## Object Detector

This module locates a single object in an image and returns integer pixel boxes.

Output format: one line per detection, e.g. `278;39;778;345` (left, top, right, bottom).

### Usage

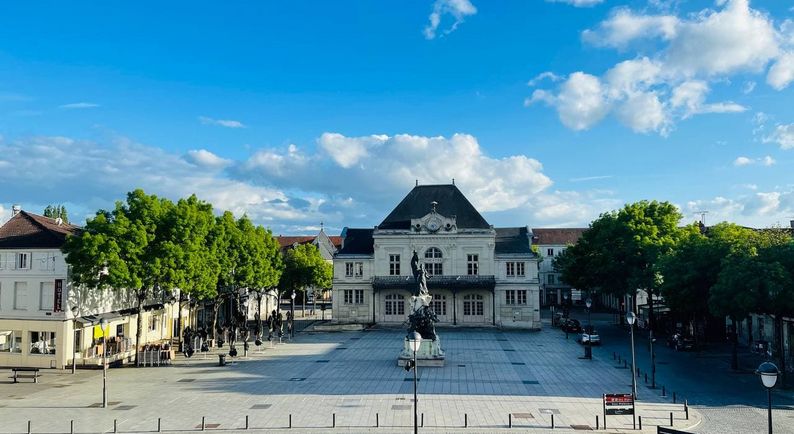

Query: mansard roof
378;184;490;230
337;228;374;255
0;211;81;249
494;227;532;254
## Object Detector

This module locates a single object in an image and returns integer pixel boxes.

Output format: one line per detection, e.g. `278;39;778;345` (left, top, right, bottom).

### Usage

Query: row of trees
62;189;331;365
554;200;793;380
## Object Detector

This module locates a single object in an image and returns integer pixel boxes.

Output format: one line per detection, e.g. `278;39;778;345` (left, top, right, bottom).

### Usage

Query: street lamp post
626;311;638;401
757;361;780;434
99;317;108;408
71;305;79;374
584;298;592;360
290;291;296;340
407;331;422;434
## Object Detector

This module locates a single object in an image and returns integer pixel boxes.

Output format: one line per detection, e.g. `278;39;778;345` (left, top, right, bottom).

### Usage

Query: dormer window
424;247;443;275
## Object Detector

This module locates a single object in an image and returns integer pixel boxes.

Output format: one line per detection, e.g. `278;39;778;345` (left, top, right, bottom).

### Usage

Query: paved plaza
0;322;703;434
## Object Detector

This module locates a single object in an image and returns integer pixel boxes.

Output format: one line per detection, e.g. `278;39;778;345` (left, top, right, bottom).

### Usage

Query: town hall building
332;184;542;329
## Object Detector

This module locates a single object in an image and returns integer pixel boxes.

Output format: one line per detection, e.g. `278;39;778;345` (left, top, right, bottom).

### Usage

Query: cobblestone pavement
0;324;699;434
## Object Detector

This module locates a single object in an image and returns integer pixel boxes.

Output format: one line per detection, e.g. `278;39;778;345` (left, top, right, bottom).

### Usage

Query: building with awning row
332;184;542;329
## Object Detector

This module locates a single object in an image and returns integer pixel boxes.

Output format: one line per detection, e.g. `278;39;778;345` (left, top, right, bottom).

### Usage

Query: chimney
11;204;21;217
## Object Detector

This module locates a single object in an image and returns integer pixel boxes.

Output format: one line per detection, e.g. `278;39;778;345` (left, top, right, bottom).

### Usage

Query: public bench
8;367;41;383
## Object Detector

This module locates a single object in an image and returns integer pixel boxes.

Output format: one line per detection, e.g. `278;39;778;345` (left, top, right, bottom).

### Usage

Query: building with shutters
332;184;542;329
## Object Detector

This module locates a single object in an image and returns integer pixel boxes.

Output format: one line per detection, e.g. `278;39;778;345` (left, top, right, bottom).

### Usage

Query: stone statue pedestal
397;294;445;367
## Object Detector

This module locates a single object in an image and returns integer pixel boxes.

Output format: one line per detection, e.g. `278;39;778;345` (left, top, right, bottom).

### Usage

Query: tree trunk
135;287;144;367
210;295;221;344
731;318;738;370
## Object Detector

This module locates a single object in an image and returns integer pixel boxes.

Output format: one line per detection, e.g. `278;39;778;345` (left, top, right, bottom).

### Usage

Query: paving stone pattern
0;327;701;433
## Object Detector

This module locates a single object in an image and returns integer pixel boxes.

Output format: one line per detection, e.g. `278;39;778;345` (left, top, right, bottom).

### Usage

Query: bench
8;367;41;383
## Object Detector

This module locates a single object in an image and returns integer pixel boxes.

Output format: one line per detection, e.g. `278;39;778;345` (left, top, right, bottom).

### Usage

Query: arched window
385;294;405;316
463;294;484;316
424;247;443;275
431;294;447;316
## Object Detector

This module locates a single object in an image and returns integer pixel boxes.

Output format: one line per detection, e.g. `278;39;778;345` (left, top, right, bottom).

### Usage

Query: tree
63;189;178;366
279;243;332;317
44;204;69;223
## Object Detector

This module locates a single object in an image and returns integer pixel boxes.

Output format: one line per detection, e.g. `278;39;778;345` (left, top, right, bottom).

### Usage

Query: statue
407;304;439;340
406;250;438;340
410;250;430;297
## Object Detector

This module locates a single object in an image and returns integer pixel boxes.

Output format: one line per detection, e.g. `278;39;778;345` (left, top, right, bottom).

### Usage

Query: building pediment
410;211;457;234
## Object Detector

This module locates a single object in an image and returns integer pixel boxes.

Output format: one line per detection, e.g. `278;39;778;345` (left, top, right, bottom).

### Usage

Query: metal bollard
201;416;206;431
113;419;118;433
289;414;292;429
685;401;689;420
332;413;336;428
27;421;31;434
551;414;555;429
595;415;599;429
421;413;424;428
157;418;161;432
670;412;673;426
464;413;468;428
376;413;379;428
71;420;75;434
509;413;512;428
639;416;642;430
673;392;677;403
245;415;249;430
662;385;666;397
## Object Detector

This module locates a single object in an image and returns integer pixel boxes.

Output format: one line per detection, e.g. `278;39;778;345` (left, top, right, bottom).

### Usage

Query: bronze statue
410;250;430;297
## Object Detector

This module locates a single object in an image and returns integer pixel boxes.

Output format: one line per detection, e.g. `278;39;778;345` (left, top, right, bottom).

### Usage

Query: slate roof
0;211;81;249
378;184;490;230
276;236;315;249
494;227;532;254
337;228;374;255
531;228;586;245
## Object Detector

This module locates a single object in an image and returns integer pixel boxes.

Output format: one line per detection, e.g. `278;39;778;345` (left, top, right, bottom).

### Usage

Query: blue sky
1;0;793;234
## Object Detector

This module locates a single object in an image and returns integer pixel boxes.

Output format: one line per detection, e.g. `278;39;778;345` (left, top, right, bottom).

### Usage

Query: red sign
604;393;634;415
53;279;63;312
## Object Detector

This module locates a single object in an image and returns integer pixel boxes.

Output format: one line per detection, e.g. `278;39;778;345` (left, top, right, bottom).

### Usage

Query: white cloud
198;116;246;128
762;155;776;166
546;0;604;7
764;124;794;150
534;0;780;134
527;72;609;131
185;149;232;169
733;156;753;166
743;81;757;94
686;188;794;227
733;155;776;166
59;102;99;109
424;0;477;40
527;71;563;87
0;205;8;226
569;175;612;182
317;133;386;168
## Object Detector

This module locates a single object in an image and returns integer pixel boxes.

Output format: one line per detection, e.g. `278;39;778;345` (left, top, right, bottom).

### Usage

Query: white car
579;331;601;346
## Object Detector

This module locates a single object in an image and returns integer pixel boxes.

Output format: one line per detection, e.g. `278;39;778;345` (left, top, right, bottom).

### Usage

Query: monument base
397;336;445;367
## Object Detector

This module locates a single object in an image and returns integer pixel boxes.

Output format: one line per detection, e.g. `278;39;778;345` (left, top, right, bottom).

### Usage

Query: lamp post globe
99;317;108;408
757;361;780;434
626;311;635;325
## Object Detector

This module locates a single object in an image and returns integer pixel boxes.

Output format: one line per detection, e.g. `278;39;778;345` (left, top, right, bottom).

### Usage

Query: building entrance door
431;294;450;323
462;294;485;323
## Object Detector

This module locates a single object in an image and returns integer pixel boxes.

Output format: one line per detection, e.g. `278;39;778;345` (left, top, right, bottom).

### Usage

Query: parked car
579;328;601;345
562;318;582;333
667;333;695;351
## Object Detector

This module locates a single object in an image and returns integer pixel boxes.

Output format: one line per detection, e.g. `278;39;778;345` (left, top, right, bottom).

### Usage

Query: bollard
71;420;74;434
27;421;31;434
245;415;249;430
685;401;689;420
464;413;468;428
673;392;677;403
201;416;206;431
662;385;666;397
595;415;599;429
157;418;161;432
289;414;292;429
376;413;379;428
639;416;642;430
551;414;555;429
114;419;118;433
644;373;648;383
509;413;512;428
421;413;424;428
333;413;336;428
670;412;673;426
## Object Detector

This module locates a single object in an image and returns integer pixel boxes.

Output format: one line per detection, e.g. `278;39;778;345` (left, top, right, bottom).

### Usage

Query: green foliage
279;243;332;296
43;204;69;223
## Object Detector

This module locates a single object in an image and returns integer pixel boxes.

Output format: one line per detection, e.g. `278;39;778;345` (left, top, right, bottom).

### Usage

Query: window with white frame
547;248;554;256
344;289;364;304
13;282;27;310
516;262;525;277
389;254;400;276
384;294;405;316
424;247;443;275
354;262;363;278
39;282;54;311
345;262;354;277
15;252;30;270
431;294;447;316
344;289;354;304
355;289;364;304
0;330;22;353
506;289;527;305
506;262;515;277
29;331;56;355
463;294;484;316
467;254;479;275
